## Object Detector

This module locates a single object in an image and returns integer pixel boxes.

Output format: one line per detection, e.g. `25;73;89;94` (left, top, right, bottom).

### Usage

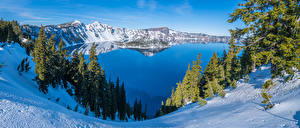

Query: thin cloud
19;12;50;20
148;0;157;10
137;0;145;8
174;1;193;15
136;0;157;10
0;1;50;21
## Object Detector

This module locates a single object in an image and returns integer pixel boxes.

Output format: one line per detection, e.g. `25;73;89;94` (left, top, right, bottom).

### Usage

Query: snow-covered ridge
21;20;230;46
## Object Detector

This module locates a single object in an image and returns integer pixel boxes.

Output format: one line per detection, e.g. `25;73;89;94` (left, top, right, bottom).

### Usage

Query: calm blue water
98;43;229;97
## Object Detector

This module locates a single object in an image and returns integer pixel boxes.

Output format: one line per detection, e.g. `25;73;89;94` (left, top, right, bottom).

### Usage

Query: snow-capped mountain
22;20;229;45
21;20;230;55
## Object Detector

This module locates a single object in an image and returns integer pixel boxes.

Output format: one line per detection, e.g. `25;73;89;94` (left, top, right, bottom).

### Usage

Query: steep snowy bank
0;43;299;127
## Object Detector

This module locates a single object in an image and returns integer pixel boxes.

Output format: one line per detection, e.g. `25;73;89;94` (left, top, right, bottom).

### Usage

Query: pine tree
174;82;183;107
115;77;121;117
17;58;26;75
133;98;138;120
32;26;50;93
87;43;101;112
57;39;69;88
84;106;89;115
190;54;202;103
110;80;117;120
203;80;214;98
198;98;207;106
138;99;142;121
119;82;127;120
192;84;200;103
261;80;274;110
47;35;60;88
74;104;79;112
201;52;225;98
126;102;131;119
143;104;147;120
228;0;300;79
244;74;250;83
181;64;192;104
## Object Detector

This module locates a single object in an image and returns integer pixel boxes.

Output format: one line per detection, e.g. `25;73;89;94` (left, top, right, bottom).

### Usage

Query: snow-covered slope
0;43;299;128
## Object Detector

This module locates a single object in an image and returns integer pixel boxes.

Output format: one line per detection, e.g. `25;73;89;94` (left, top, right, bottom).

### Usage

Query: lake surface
98;43;228;96
97;42;229;116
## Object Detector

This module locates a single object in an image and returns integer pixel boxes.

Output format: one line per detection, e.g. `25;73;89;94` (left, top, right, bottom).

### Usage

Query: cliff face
22;20;230;46
21;20;230;56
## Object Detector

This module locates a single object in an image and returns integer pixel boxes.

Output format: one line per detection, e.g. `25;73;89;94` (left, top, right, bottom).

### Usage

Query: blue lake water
99;43;228;96
97;42;229;116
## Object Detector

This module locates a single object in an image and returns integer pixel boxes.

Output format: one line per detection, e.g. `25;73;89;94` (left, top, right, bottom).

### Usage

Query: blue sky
0;0;242;36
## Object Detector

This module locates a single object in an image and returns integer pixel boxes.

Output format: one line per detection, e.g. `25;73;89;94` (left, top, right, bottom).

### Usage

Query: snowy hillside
0;43;299;127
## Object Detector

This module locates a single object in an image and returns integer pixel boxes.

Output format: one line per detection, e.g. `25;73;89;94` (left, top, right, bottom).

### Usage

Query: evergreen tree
201;52;225;98
181;64;192;104
174;82;183;107
87;43;101;112
261;80;274;110
244;74;250;83
143;104;147;120
138;99;142;121
228;0;300;79
115;77;121;117
110;79;117;120
74;104;79;112
126;102;131;119
32;26;50;93
119;82;127;120
47;35;60;88
133;98;138;120
84;106;89;115
57;39;69;88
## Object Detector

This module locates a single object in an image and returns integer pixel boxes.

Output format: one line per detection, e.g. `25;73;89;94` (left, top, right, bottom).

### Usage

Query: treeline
0;19;34;55
0;19;22;44
0;23;147;121
156;0;299;116
31;27;147;121
156;40;243;117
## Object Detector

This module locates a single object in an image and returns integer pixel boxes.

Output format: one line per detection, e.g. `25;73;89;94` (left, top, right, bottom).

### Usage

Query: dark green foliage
21;37;35;56
228;0;300;79
133;99;138;120
32;26;50;93
119;82;127;120
133;98;144;121
74;104;79;112
29;28;142;120
126;102;131;119
244;74;250;83
0;20;21;44
84;106;89;115
142;104;147;120
261;80;274;110
17;57;30;75
156;48;245;117
201;52;225;98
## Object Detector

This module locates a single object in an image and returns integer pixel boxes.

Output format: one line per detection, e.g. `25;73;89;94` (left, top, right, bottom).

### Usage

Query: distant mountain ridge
21;20;230;56
22;20;229;45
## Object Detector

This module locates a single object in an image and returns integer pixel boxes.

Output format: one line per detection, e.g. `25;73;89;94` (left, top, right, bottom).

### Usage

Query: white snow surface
0;43;299;128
